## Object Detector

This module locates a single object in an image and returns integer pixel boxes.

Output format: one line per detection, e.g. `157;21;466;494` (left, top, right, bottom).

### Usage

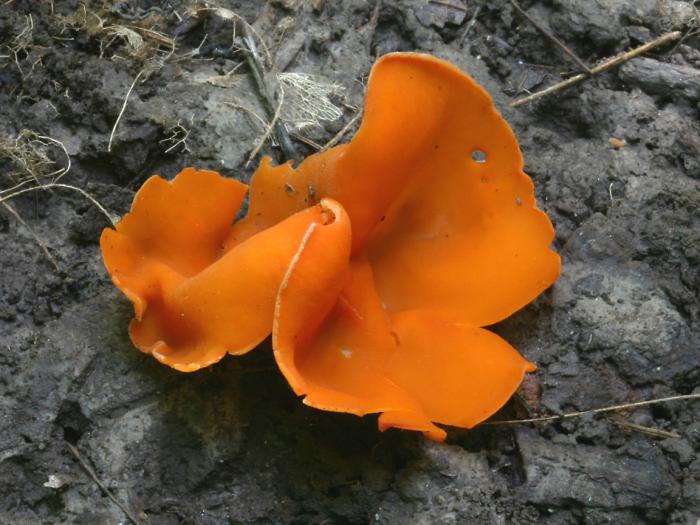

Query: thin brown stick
428;0;466;12
246;87;285;167
223;102;268;129
289;131;322;150
240;24;297;162
66;442;142;525
667;1;700;55
1;201;60;273
482;392;700;426
459;1;484;46
510;31;682;107
320;112;361;151
0;183;117;227
509;0;591;74
607;418;681;439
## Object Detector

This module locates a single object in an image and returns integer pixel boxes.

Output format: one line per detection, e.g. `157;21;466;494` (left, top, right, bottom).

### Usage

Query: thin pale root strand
483;392;700;439
0;183;117;227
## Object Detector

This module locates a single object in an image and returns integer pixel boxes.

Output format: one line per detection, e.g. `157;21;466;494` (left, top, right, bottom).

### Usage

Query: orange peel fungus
100;53;560;440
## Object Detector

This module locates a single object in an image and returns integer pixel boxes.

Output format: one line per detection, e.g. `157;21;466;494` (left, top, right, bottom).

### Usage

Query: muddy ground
1;0;699;524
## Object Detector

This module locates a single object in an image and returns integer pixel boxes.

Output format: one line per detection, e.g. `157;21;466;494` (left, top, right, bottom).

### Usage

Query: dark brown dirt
1;1;699;524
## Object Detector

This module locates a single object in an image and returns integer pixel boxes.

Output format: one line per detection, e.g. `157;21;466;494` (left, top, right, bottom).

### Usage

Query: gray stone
517;429;680;511
620;58;700;102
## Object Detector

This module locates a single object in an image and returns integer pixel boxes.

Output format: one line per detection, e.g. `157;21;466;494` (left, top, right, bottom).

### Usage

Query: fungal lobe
249;53;559;436
101;168;351;372
238;54;559;325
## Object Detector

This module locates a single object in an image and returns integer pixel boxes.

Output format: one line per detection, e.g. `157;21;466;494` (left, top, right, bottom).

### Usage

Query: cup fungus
101;52;560;440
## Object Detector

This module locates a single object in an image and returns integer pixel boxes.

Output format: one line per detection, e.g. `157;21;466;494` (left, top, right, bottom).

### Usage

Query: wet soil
1;1;699;524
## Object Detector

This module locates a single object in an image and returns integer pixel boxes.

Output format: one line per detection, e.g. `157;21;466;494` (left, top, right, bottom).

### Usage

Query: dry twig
66;442;142;525
510;31;682;107
289;131;323;150
240;23;297;162
482;392;700;428
607;417;681;440
509;0;591;74
459;1;484;46
320;111;361;151
428;0;467;11
246;87;285;167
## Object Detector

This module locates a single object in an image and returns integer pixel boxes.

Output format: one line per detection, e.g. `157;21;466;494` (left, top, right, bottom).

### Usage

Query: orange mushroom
101;167;352;371
274;253;536;440
101;52;560;440
258;53;559;437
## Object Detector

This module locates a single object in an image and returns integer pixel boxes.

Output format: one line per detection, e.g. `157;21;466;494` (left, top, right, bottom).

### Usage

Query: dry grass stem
108;69;144;153
240;23;297;161
66;443;142;525
64;7;174;61
0;184;117;227
511;31;682;107
194;8;300;161
482;392;700;428
607;418;681;439
0;130;71;188
459;1;484;45
289;131;323;150
321;111;361;151
428;0;467;12
199;7;272;64
0;130;116;226
159;122;191;154
1;14;42;80
246;87;285;167
0;201;60;273
204;68;244;88
100;25;144;58
509;0;591;74
223;102;269;129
